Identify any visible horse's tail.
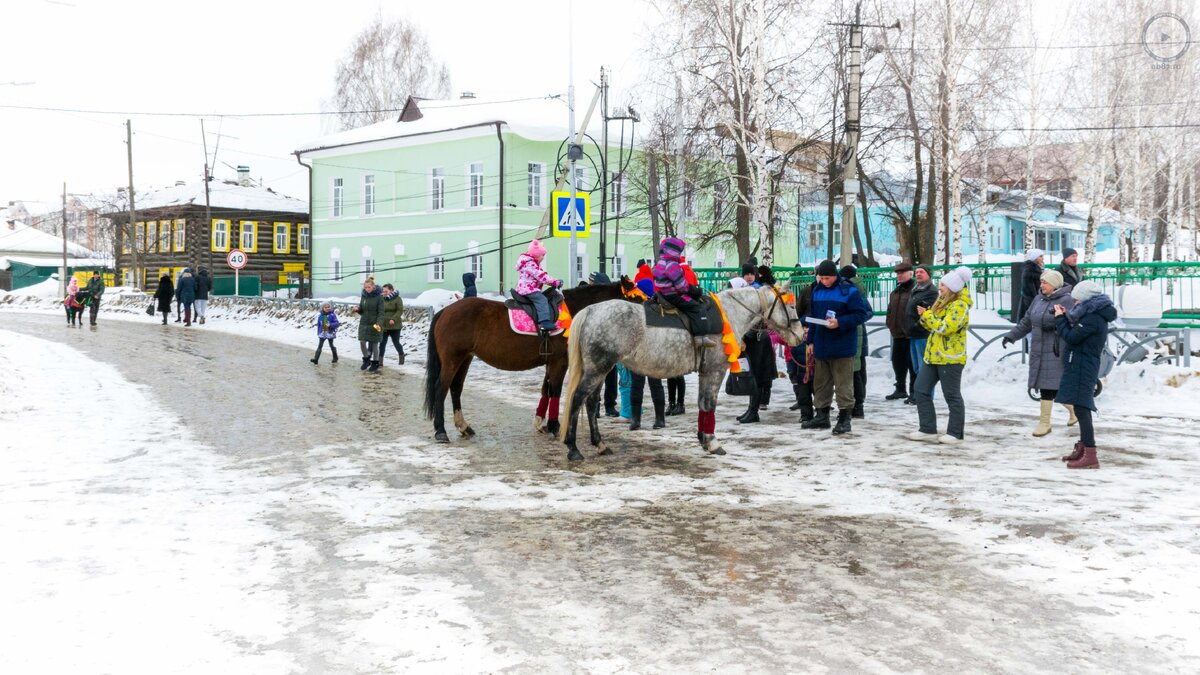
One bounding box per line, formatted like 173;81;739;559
422;308;445;420
559;307;587;442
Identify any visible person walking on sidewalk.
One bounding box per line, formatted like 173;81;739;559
153;273;174;325
903;264;938;405
85;271;105;326
885;262;916;401
311;303;340;364
801;259;872;435
1055;280;1118;469
353;277;384;372
175;268;196;326
378;283;405;365
1002;269;1077;437
193;267;212;325
907;267;972;445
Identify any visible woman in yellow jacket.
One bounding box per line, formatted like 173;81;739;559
907;266;973;445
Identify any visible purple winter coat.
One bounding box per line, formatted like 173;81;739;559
317;309;340;339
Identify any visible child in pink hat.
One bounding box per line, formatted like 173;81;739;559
515;239;562;331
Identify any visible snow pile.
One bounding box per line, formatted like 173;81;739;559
2;276;62;299
410;288;463;311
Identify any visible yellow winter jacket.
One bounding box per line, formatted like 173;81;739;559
919;288;972;365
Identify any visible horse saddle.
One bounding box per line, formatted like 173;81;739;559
643;294;724;336
505;289;565;336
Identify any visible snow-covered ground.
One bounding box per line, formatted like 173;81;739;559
2;287;1200;672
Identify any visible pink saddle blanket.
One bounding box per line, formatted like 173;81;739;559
508;309;564;336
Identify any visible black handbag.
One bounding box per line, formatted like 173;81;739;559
145;302;155;316
724;371;757;397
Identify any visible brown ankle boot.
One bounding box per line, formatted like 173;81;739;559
1062;441;1084;462
1067;447;1099;469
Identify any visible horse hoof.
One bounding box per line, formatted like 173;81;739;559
462;426;476;438
567;449;585;462
533;416;545;432
434;431;450;443
545;420;561;435
709;446;726;456
597;442;613;456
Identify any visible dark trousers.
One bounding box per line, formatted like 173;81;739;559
667;376;685;406
891;336;913;393
787;346;814;411
1076;407;1096;447
379;329;403;362
315;337;338;359
629;373;664;415
664;294;709;335
89;298;100;324
1039;389;1058;400
915;362;965;439
853;367;866;410
604;367;618;408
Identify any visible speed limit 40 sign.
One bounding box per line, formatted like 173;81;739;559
227;249;248;270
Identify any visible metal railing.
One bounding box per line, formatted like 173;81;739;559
695;261;1200;320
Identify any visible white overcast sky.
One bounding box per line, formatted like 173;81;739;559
0;0;651;213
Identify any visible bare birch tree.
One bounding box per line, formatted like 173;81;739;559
331;16;452;130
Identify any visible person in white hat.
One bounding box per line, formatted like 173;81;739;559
1017;248;1045;322
908;266;973;445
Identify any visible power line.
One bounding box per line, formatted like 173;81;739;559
0;95;562;118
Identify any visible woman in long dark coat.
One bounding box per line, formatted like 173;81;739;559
353;277;384;372
1003;269;1076;436
153;273;174;325
1054;280;1117;469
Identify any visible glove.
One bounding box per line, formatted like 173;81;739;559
1001;337;1012;349
554;279;564;289
687;284;703;299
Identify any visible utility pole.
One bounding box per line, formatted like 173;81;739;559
598;67;608;275
61;182;68;297
566;0;579;287
126;119;139;290
830;4;899;267
201;119;213;276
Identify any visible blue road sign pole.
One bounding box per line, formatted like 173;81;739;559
566;0;578;287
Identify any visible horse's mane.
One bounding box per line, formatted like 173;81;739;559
562;275;637;304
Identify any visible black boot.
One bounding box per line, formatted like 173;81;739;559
604;404;620;417
629;408;642;431
884;387;907;401
361;356;370;371
832;409;853;435
799;404;814;424
852;404;865;419
368;360;381;372
310;349;321;364
737;390;760;424
801;407;830;429
789;384;804;410
396;351;405;365
331;347;339;363
652;399;667;429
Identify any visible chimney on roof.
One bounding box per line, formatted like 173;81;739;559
237;165;251;187
460;91;476;100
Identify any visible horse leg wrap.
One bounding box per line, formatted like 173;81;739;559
547;398;560;420
698;410;716;435
535;396;550;418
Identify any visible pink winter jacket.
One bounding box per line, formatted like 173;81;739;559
515;253;559;295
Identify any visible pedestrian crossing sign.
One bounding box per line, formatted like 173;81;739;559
552;191;590;238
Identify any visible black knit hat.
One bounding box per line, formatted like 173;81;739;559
815;260;839;277
1062;247;1078;259
741;263;756;277
636;259;647;269
915;263;932;276
756;265;776;286
839;265;857;279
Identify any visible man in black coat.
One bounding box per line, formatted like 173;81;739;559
194;267;213;325
903;265;939;405
885;262;916;400
1057;248;1082;289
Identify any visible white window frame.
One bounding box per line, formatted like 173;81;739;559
173;219;186;252
613;243;626;277
573;166;588;192
466;240;484;281
575;242;588;281
528;162;545;207
239;220;258;252
298;224;310;254
430;168;445;210
332;177;344;217
715;250;727;268
468;161;484;208
146;221;157;252
428;242;445;282
273;222;289;253
363;174;376;216
158;221;171;251
611;171;625;214
212;219;229;252
332;260;343;284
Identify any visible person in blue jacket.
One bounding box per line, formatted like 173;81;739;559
800;259;872;435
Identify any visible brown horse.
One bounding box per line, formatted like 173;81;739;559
423;278;644;443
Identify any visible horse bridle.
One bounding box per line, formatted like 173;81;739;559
727;287;801;330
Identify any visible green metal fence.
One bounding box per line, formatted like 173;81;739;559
694;261;1200;319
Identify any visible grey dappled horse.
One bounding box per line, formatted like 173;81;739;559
559;285;804;461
